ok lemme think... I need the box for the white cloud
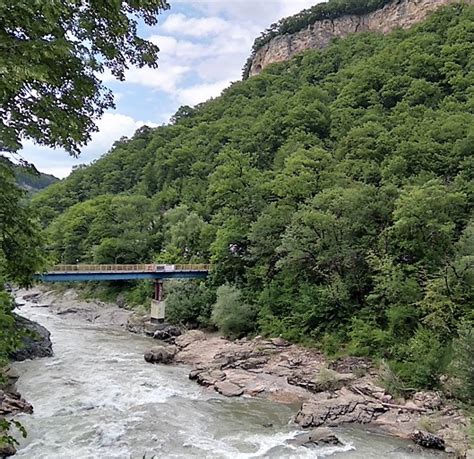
[103,64,190,93]
[161,13,229,37]
[188,0,320,23]
[19,113,158,178]
[176,79,231,106]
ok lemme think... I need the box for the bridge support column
[150,280,165,323]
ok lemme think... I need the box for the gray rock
[0,443,16,458]
[9,314,53,361]
[288,428,343,448]
[288,370,356,393]
[409,430,445,450]
[0,390,33,416]
[144,345,177,364]
[196,370,226,387]
[214,381,244,397]
[189,369,205,380]
[153,324,182,342]
[21,292,40,302]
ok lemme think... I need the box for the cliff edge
[247,0,470,77]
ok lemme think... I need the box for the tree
[0,163,44,446]
[211,285,256,338]
[0,0,170,154]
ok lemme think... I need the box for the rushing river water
[12,301,441,458]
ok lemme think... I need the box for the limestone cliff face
[248,0,470,77]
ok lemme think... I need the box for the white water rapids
[12,301,442,458]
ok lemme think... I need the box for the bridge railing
[49,264,212,273]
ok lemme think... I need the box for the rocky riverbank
[16,288,132,327]
[1,298,54,458]
[14,287,472,457]
[145,330,472,457]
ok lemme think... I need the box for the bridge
[39,264,210,282]
[38,264,211,322]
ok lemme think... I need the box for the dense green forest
[242,0,393,78]
[33,5,473,396]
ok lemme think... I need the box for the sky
[20,0,318,178]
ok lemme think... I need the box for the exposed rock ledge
[16,288,132,327]
[147,330,471,455]
[248,0,473,77]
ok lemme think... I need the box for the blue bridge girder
[39,271,209,282]
[36,264,210,283]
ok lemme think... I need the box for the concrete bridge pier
[150,280,166,323]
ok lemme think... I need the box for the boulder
[144,345,177,364]
[214,380,244,397]
[189,368,205,380]
[295,389,387,428]
[21,292,40,302]
[126,312,148,334]
[270,337,290,347]
[9,314,53,361]
[409,430,445,450]
[0,390,33,416]
[153,325,182,342]
[288,428,343,448]
[0,443,16,458]
[412,392,443,410]
[2,367,19,391]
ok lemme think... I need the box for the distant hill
[0,157,59,194]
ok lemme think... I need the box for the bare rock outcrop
[143,330,471,453]
[248,0,473,77]
[9,313,53,361]
[0,390,33,416]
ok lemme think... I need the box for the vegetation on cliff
[34,5,473,397]
[243,0,394,78]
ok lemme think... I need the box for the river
[12,301,440,458]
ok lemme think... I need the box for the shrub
[391,327,447,389]
[348,318,390,357]
[165,281,215,328]
[448,322,474,403]
[211,285,257,338]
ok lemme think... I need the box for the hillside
[0,157,59,194]
[33,5,473,394]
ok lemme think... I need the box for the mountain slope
[0,157,59,194]
[33,5,473,392]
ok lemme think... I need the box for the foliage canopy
[34,5,474,393]
[0,0,169,154]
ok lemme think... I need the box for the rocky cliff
[248,0,470,77]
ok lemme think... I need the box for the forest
[32,5,473,397]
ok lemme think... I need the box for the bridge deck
[39,264,211,282]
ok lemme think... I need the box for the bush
[165,281,215,328]
[448,322,474,403]
[348,318,390,357]
[211,285,257,338]
[390,327,447,389]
